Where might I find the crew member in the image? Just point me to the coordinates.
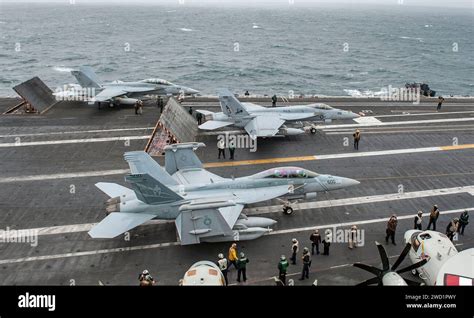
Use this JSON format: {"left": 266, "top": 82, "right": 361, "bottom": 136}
{"left": 299, "top": 247, "right": 311, "bottom": 280}
{"left": 385, "top": 214, "right": 398, "bottom": 245}
{"left": 236, "top": 252, "right": 249, "bottom": 283}
{"left": 138, "top": 270, "right": 155, "bottom": 286}
{"left": 437, "top": 96, "right": 445, "bottom": 111}
{"left": 277, "top": 255, "right": 289, "bottom": 285}
{"left": 290, "top": 238, "right": 299, "bottom": 265}
{"left": 244, "top": 90, "right": 250, "bottom": 96}
{"left": 446, "top": 218, "right": 459, "bottom": 241}
{"left": 229, "top": 139, "right": 235, "bottom": 160}
{"left": 353, "top": 129, "right": 361, "bottom": 150}
{"left": 228, "top": 243, "right": 238, "bottom": 270}
{"left": 217, "top": 138, "right": 226, "bottom": 159}
{"left": 217, "top": 253, "right": 229, "bottom": 286}
{"left": 309, "top": 229, "right": 321, "bottom": 255}
{"left": 196, "top": 111, "right": 203, "bottom": 125}
{"left": 322, "top": 231, "right": 331, "bottom": 256}
{"left": 349, "top": 225, "right": 358, "bottom": 249}
{"left": 458, "top": 210, "right": 469, "bottom": 235}
{"left": 414, "top": 211, "right": 423, "bottom": 230}
{"left": 271, "top": 94, "right": 277, "bottom": 107}
{"left": 426, "top": 204, "right": 440, "bottom": 231}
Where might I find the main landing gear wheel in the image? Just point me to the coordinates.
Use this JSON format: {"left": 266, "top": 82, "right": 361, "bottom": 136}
{"left": 283, "top": 207, "right": 294, "bottom": 215}
{"left": 310, "top": 128, "right": 317, "bottom": 134}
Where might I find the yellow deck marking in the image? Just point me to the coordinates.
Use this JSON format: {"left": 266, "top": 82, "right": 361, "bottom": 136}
{"left": 203, "top": 144, "right": 474, "bottom": 168}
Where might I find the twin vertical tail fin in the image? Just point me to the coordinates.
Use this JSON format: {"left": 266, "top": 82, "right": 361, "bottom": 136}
{"left": 125, "top": 173, "right": 183, "bottom": 205}
{"left": 164, "top": 142, "right": 205, "bottom": 175}
{"left": 124, "top": 151, "right": 178, "bottom": 186}
{"left": 71, "top": 66, "right": 102, "bottom": 89}
{"left": 218, "top": 88, "right": 249, "bottom": 118}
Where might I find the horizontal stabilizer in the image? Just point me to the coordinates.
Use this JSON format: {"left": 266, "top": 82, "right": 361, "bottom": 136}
{"left": 198, "top": 120, "right": 234, "bottom": 130}
{"left": 88, "top": 212, "right": 156, "bottom": 238}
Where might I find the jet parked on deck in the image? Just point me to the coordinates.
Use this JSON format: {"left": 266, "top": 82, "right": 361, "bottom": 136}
{"left": 197, "top": 89, "right": 359, "bottom": 139}
{"left": 89, "top": 142, "right": 359, "bottom": 245}
{"left": 54, "top": 66, "right": 199, "bottom": 106}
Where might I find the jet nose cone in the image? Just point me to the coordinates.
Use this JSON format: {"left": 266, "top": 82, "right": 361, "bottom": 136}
{"left": 347, "top": 111, "right": 360, "bottom": 119}
{"left": 183, "top": 87, "right": 199, "bottom": 95}
{"left": 340, "top": 177, "right": 360, "bottom": 188}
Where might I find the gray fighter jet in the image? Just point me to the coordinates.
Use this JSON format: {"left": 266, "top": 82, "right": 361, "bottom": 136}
{"left": 197, "top": 89, "right": 359, "bottom": 139}
{"left": 88, "top": 142, "right": 359, "bottom": 245}
{"left": 63, "top": 66, "right": 199, "bottom": 105}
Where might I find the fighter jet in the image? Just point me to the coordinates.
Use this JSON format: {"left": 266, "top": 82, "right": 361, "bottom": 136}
{"left": 55, "top": 66, "right": 199, "bottom": 106}
{"left": 197, "top": 89, "right": 359, "bottom": 139}
{"left": 88, "top": 142, "right": 359, "bottom": 245}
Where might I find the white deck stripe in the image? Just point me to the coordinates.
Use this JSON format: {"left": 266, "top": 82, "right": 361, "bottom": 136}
{"left": 0, "top": 208, "right": 469, "bottom": 265}
{"left": 375, "top": 111, "right": 474, "bottom": 118}
{"left": 326, "top": 128, "right": 474, "bottom": 135}
{"left": 0, "top": 169, "right": 130, "bottom": 183}
{"left": 244, "top": 186, "right": 474, "bottom": 215}
{"left": 0, "top": 127, "right": 154, "bottom": 138}
{"left": 319, "top": 117, "right": 474, "bottom": 129}
{"left": 0, "top": 135, "right": 150, "bottom": 148}
{"left": 6, "top": 185, "right": 474, "bottom": 237}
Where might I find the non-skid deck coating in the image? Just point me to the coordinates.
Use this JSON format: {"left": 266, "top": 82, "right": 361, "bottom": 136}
{"left": 0, "top": 98, "right": 472, "bottom": 286}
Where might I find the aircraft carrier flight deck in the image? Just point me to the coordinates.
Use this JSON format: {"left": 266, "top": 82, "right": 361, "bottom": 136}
{"left": 0, "top": 97, "right": 472, "bottom": 286}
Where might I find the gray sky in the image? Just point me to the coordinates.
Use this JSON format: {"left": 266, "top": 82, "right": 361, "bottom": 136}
{"left": 1, "top": 0, "right": 473, "bottom": 8}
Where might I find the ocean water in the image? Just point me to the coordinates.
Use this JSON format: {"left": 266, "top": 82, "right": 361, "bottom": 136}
{"left": 0, "top": 3, "right": 473, "bottom": 97}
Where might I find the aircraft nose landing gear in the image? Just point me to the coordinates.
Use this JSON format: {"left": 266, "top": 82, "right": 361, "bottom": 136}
{"left": 283, "top": 206, "right": 294, "bottom": 215}
{"left": 282, "top": 201, "right": 295, "bottom": 215}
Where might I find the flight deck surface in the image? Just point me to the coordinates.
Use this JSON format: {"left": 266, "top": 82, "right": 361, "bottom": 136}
{"left": 0, "top": 98, "right": 472, "bottom": 286}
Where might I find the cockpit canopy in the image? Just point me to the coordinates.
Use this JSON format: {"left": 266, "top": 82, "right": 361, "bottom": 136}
{"left": 308, "top": 103, "right": 333, "bottom": 110}
{"left": 252, "top": 167, "right": 319, "bottom": 179}
{"left": 141, "top": 78, "right": 174, "bottom": 86}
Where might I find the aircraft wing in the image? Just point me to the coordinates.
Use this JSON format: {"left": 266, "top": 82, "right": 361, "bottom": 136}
{"left": 173, "top": 169, "right": 224, "bottom": 185}
{"left": 198, "top": 120, "right": 234, "bottom": 130}
{"left": 95, "top": 182, "right": 134, "bottom": 198}
{"left": 244, "top": 115, "right": 285, "bottom": 139}
{"left": 175, "top": 204, "right": 243, "bottom": 245}
{"left": 241, "top": 102, "right": 264, "bottom": 111}
{"left": 88, "top": 212, "right": 156, "bottom": 238}
{"left": 232, "top": 184, "right": 291, "bottom": 204}
{"left": 92, "top": 87, "right": 128, "bottom": 102}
